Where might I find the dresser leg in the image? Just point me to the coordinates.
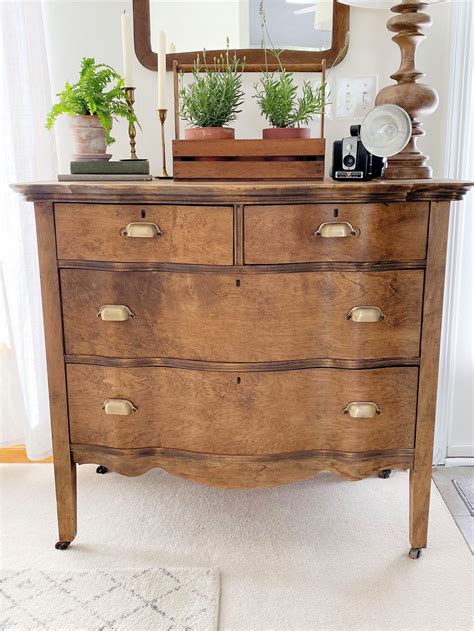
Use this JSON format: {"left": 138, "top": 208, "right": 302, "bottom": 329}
{"left": 409, "top": 466, "right": 430, "bottom": 553}
{"left": 54, "top": 459, "right": 77, "bottom": 547}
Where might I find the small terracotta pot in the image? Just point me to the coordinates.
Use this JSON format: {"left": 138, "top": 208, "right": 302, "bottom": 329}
{"left": 262, "top": 127, "right": 311, "bottom": 161}
{"left": 70, "top": 115, "right": 110, "bottom": 161}
{"left": 184, "top": 127, "right": 235, "bottom": 141}
{"left": 262, "top": 127, "right": 311, "bottom": 140}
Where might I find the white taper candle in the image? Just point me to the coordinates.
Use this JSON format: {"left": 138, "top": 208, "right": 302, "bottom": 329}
{"left": 121, "top": 12, "right": 134, "bottom": 87}
{"left": 158, "top": 30, "right": 167, "bottom": 109}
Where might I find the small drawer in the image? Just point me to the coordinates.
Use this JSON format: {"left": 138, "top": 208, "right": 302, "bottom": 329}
{"left": 61, "top": 269, "right": 423, "bottom": 361}
{"left": 55, "top": 203, "right": 234, "bottom": 264}
{"left": 244, "top": 203, "right": 429, "bottom": 264}
{"left": 67, "top": 365, "right": 418, "bottom": 454}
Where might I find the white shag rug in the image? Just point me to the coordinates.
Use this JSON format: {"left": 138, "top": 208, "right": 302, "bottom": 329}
{"left": 1, "top": 464, "right": 472, "bottom": 630}
{"left": 0, "top": 568, "right": 219, "bottom": 630}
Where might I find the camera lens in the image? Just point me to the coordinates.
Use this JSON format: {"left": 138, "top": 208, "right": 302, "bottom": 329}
{"left": 343, "top": 154, "right": 355, "bottom": 168}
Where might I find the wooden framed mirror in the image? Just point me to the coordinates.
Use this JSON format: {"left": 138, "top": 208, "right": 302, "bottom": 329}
{"left": 132, "top": 0, "right": 350, "bottom": 72}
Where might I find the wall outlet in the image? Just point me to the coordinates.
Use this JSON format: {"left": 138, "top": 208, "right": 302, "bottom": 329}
{"left": 335, "top": 76, "right": 378, "bottom": 120}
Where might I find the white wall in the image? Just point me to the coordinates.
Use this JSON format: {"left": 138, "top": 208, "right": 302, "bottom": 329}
{"left": 42, "top": 0, "right": 452, "bottom": 177}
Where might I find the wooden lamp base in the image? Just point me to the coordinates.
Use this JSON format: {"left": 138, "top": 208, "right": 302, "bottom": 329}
{"left": 376, "top": 1, "right": 439, "bottom": 180}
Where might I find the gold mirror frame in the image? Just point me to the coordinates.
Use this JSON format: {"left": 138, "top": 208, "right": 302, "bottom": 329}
{"left": 132, "top": 0, "right": 350, "bottom": 72}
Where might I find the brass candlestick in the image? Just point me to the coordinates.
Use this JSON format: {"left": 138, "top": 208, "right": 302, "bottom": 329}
{"left": 157, "top": 108, "right": 171, "bottom": 179}
{"left": 125, "top": 87, "right": 138, "bottom": 160}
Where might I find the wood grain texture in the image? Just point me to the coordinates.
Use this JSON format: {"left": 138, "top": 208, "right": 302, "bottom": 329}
{"left": 60, "top": 269, "right": 424, "bottom": 361}
{"left": 131, "top": 0, "right": 349, "bottom": 73}
{"left": 71, "top": 444, "right": 415, "bottom": 488}
{"left": 58, "top": 260, "right": 426, "bottom": 273}
{"left": 244, "top": 203, "right": 429, "bottom": 263}
{"left": 410, "top": 202, "right": 450, "bottom": 549}
{"left": 55, "top": 203, "right": 233, "bottom": 264}
{"left": 12, "top": 179, "right": 473, "bottom": 204}
{"left": 66, "top": 356, "right": 420, "bottom": 371}
{"left": 67, "top": 365, "right": 418, "bottom": 454}
{"left": 173, "top": 139, "right": 326, "bottom": 157}
{"left": 33, "top": 202, "right": 76, "bottom": 544}
{"left": 173, "top": 159, "right": 324, "bottom": 181}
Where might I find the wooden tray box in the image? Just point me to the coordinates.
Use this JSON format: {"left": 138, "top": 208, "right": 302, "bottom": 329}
{"left": 172, "top": 138, "right": 325, "bottom": 181}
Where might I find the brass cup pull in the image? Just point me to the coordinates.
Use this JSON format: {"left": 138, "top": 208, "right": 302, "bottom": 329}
{"left": 346, "top": 306, "right": 385, "bottom": 322}
{"left": 343, "top": 402, "right": 381, "bottom": 418}
{"left": 120, "top": 222, "right": 163, "bottom": 238}
{"left": 102, "top": 399, "right": 137, "bottom": 415}
{"left": 314, "top": 221, "right": 358, "bottom": 238}
{"left": 97, "top": 305, "right": 135, "bottom": 321}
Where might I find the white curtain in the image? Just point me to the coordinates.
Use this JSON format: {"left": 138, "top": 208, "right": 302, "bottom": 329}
{"left": 0, "top": 2, "right": 57, "bottom": 459}
{"left": 434, "top": 0, "right": 474, "bottom": 464}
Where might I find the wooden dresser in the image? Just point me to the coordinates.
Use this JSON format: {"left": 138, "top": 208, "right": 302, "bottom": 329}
{"left": 13, "top": 179, "right": 471, "bottom": 557}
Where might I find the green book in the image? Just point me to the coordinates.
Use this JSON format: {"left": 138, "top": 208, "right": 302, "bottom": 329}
{"left": 70, "top": 160, "right": 150, "bottom": 175}
{"left": 58, "top": 174, "right": 153, "bottom": 181}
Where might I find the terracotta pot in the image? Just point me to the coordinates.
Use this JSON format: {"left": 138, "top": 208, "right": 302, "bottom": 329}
{"left": 263, "top": 127, "right": 311, "bottom": 140}
{"left": 70, "top": 115, "right": 110, "bottom": 161}
{"left": 262, "top": 127, "right": 311, "bottom": 161}
{"left": 184, "top": 127, "right": 235, "bottom": 141}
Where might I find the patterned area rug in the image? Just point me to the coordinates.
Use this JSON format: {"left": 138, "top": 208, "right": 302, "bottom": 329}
{"left": 453, "top": 478, "right": 474, "bottom": 516}
{"left": 0, "top": 568, "right": 220, "bottom": 630}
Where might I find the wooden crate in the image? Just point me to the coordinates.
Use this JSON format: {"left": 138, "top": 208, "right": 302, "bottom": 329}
{"left": 172, "top": 138, "right": 325, "bottom": 181}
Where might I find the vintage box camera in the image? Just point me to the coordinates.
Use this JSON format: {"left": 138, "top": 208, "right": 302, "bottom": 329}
{"left": 331, "top": 125, "right": 386, "bottom": 181}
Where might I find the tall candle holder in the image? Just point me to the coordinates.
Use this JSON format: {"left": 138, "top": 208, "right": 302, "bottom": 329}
{"left": 157, "top": 108, "right": 172, "bottom": 179}
{"left": 125, "top": 87, "right": 138, "bottom": 160}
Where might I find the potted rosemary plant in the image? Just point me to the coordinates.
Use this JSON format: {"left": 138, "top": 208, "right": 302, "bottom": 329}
{"left": 179, "top": 44, "right": 244, "bottom": 141}
{"left": 255, "top": 71, "right": 326, "bottom": 139}
{"left": 46, "top": 57, "right": 138, "bottom": 160}
{"left": 254, "top": 2, "right": 327, "bottom": 139}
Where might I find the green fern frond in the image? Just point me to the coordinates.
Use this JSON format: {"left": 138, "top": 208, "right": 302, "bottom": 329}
{"left": 45, "top": 57, "right": 138, "bottom": 146}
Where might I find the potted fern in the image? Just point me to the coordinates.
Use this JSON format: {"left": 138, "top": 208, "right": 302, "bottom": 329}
{"left": 179, "top": 45, "right": 244, "bottom": 141}
{"left": 46, "top": 57, "right": 138, "bottom": 160}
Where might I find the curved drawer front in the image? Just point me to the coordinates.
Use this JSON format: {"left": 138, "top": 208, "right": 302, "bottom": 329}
{"left": 244, "top": 203, "right": 429, "bottom": 264}
{"left": 67, "top": 365, "right": 418, "bottom": 454}
{"left": 55, "top": 203, "right": 234, "bottom": 264}
{"left": 61, "top": 269, "right": 423, "bottom": 361}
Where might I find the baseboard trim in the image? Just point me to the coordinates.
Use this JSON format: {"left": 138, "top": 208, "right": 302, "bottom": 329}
{"left": 0, "top": 445, "right": 53, "bottom": 464}
{"left": 443, "top": 457, "right": 474, "bottom": 467}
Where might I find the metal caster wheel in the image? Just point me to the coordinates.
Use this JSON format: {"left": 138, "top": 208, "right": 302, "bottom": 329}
{"left": 409, "top": 547, "right": 422, "bottom": 559}
{"left": 96, "top": 465, "right": 108, "bottom": 474}
{"left": 378, "top": 469, "right": 392, "bottom": 479}
{"left": 55, "top": 541, "right": 71, "bottom": 550}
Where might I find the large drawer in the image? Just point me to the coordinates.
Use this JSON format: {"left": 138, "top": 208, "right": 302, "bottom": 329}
{"left": 244, "top": 203, "right": 429, "bottom": 264}
{"left": 55, "top": 203, "right": 234, "bottom": 264}
{"left": 61, "top": 269, "right": 423, "bottom": 361}
{"left": 67, "top": 365, "right": 418, "bottom": 454}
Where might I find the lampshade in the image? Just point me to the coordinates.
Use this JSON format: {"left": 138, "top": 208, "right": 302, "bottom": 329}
{"left": 338, "top": 0, "right": 445, "bottom": 7}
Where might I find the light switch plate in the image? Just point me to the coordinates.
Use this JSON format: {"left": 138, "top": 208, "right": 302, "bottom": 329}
{"left": 335, "top": 76, "right": 378, "bottom": 120}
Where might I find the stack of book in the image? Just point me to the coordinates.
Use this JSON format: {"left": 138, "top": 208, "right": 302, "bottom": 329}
{"left": 58, "top": 160, "right": 152, "bottom": 181}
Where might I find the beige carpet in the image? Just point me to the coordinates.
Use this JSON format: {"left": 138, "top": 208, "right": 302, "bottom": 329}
{"left": 1, "top": 465, "right": 472, "bottom": 630}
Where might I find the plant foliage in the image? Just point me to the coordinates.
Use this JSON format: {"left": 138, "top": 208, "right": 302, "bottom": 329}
{"left": 254, "top": 0, "right": 329, "bottom": 128}
{"left": 255, "top": 71, "right": 327, "bottom": 128}
{"left": 179, "top": 44, "right": 245, "bottom": 128}
{"left": 45, "top": 57, "right": 138, "bottom": 145}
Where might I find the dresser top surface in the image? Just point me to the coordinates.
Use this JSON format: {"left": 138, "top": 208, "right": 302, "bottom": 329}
{"left": 12, "top": 178, "right": 473, "bottom": 203}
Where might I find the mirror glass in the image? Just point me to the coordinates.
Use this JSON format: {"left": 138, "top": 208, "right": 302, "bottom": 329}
{"left": 150, "top": 0, "right": 334, "bottom": 56}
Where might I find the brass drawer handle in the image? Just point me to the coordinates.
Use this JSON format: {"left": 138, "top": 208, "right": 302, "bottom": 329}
{"left": 343, "top": 402, "right": 381, "bottom": 418}
{"left": 120, "top": 222, "right": 164, "bottom": 238}
{"left": 314, "top": 221, "right": 358, "bottom": 238}
{"left": 97, "top": 305, "right": 135, "bottom": 321}
{"left": 101, "top": 399, "right": 137, "bottom": 415}
{"left": 346, "top": 306, "right": 385, "bottom": 322}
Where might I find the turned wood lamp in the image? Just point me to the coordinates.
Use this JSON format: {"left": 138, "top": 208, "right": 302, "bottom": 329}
{"left": 339, "top": 0, "right": 448, "bottom": 179}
